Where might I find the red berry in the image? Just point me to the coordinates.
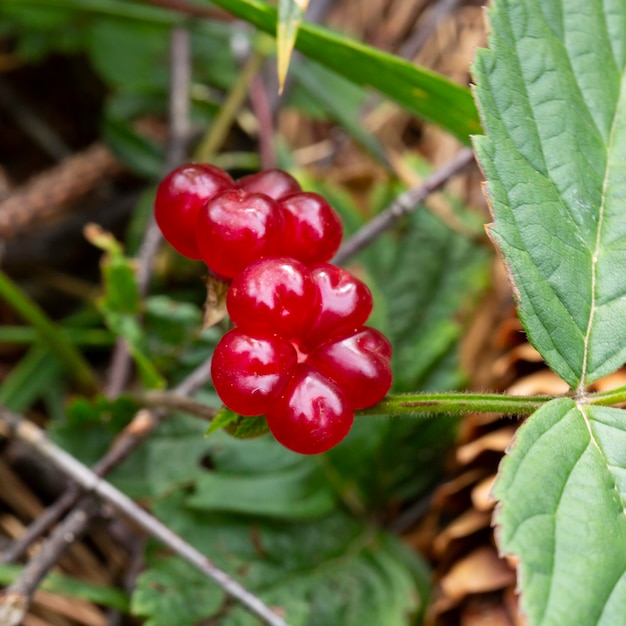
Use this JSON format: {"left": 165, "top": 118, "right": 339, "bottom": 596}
{"left": 302, "top": 264, "right": 373, "bottom": 348}
{"left": 237, "top": 169, "right": 301, "bottom": 200}
{"left": 211, "top": 329, "right": 297, "bottom": 416}
{"left": 277, "top": 192, "right": 343, "bottom": 265}
{"left": 154, "top": 163, "right": 233, "bottom": 260}
{"left": 227, "top": 257, "right": 317, "bottom": 340}
{"left": 308, "top": 327, "right": 392, "bottom": 409}
{"left": 195, "top": 189, "right": 282, "bottom": 279}
{"left": 265, "top": 365, "right": 353, "bottom": 454}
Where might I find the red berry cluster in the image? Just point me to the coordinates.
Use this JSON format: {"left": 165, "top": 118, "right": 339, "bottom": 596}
{"left": 154, "top": 164, "right": 392, "bottom": 454}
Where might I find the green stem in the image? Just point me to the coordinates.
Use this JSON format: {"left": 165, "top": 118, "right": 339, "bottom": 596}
{"left": 135, "top": 389, "right": 553, "bottom": 424}
{"left": 0, "top": 269, "right": 99, "bottom": 394}
{"left": 356, "top": 392, "right": 552, "bottom": 417}
{"left": 588, "top": 385, "right": 626, "bottom": 406}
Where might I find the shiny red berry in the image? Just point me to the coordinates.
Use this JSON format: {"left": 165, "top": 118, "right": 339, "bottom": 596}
{"left": 154, "top": 163, "right": 233, "bottom": 260}
{"left": 302, "top": 264, "right": 373, "bottom": 348}
{"left": 277, "top": 192, "right": 343, "bottom": 265}
{"left": 195, "top": 189, "right": 282, "bottom": 279}
{"left": 211, "top": 329, "right": 297, "bottom": 416}
{"left": 265, "top": 365, "right": 353, "bottom": 455}
{"left": 308, "top": 327, "right": 392, "bottom": 409}
{"left": 237, "top": 169, "right": 301, "bottom": 200}
{"left": 227, "top": 257, "right": 317, "bottom": 340}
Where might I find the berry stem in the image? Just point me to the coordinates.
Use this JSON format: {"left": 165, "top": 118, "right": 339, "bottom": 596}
{"left": 587, "top": 384, "right": 626, "bottom": 406}
{"left": 356, "top": 391, "right": 552, "bottom": 417}
{"left": 136, "top": 389, "right": 554, "bottom": 423}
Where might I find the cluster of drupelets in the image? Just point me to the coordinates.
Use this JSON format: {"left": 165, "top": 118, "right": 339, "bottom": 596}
{"left": 154, "top": 164, "right": 392, "bottom": 454}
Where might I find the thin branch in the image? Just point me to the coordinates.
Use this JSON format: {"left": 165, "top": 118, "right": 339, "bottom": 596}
{"left": 0, "top": 499, "right": 100, "bottom": 626}
{"left": 332, "top": 147, "right": 475, "bottom": 264}
{"left": 0, "top": 408, "right": 289, "bottom": 626}
{"left": 105, "top": 27, "right": 191, "bottom": 398}
{"left": 134, "top": 390, "right": 218, "bottom": 421}
{"left": 250, "top": 74, "right": 276, "bottom": 169}
{"left": 1, "top": 352, "right": 214, "bottom": 565}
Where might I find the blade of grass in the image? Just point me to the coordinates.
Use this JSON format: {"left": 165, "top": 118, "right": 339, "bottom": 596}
{"left": 0, "top": 564, "right": 130, "bottom": 612}
{"left": 0, "top": 269, "right": 99, "bottom": 394}
{"left": 0, "top": 346, "right": 63, "bottom": 412}
{"left": 277, "top": 0, "right": 309, "bottom": 92}
{"left": 209, "top": 0, "right": 480, "bottom": 143}
{"left": 0, "top": 326, "right": 113, "bottom": 346}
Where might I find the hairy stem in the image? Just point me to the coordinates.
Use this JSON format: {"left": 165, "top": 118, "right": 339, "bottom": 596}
{"left": 358, "top": 391, "right": 552, "bottom": 417}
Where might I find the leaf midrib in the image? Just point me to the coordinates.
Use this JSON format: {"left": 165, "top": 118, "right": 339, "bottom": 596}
{"left": 577, "top": 68, "right": 625, "bottom": 390}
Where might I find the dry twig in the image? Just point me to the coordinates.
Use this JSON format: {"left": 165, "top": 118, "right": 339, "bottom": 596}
{"left": 0, "top": 408, "right": 288, "bottom": 626}
{"left": 333, "top": 147, "right": 475, "bottom": 264}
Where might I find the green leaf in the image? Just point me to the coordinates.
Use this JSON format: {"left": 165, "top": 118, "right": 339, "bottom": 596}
{"left": 87, "top": 15, "right": 170, "bottom": 93}
{"left": 493, "top": 398, "right": 626, "bottom": 626}
{"left": 373, "top": 206, "right": 490, "bottom": 392}
{"left": 276, "top": 0, "right": 308, "bottom": 91}
{"left": 151, "top": 494, "right": 428, "bottom": 626}
{"left": 209, "top": 0, "right": 480, "bottom": 143}
{"left": 188, "top": 461, "right": 336, "bottom": 519}
{"left": 205, "top": 405, "right": 241, "bottom": 436}
{"left": 473, "top": 0, "right": 626, "bottom": 389}
{"left": 131, "top": 557, "right": 223, "bottom": 626}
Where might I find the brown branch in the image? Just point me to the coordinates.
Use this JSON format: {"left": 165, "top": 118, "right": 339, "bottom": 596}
{"left": 105, "top": 26, "right": 192, "bottom": 398}
{"left": 0, "top": 408, "right": 289, "bottom": 626}
{"left": 332, "top": 147, "right": 475, "bottom": 264}
{"left": 0, "top": 144, "right": 123, "bottom": 240}
{"left": 1, "top": 351, "right": 214, "bottom": 565}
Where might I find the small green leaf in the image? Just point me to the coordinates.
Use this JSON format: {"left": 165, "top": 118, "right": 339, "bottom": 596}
{"left": 473, "top": 0, "right": 626, "bottom": 389}
{"left": 131, "top": 557, "right": 223, "bottom": 626}
{"left": 86, "top": 225, "right": 165, "bottom": 389}
{"left": 276, "top": 0, "right": 309, "bottom": 92}
{"left": 206, "top": 406, "right": 240, "bottom": 436}
{"left": 493, "top": 398, "right": 626, "bottom": 626}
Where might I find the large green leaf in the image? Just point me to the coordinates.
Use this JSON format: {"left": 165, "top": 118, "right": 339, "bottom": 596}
{"left": 131, "top": 557, "right": 223, "bottom": 626}
{"left": 209, "top": 0, "right": 479, "bottom": 143}
{"left": 150, "top": 494, "right": 429, "bottom": 626}
{"left": 493, "top": 398, "right": 626, "bottom": 626}
{"left": 473, "top": 0, "right": 626, "bottom": 389}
